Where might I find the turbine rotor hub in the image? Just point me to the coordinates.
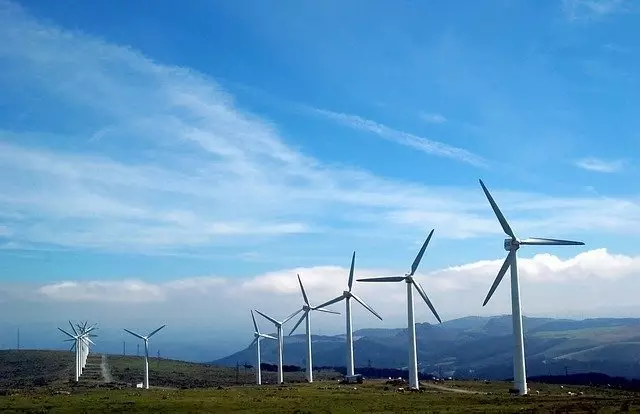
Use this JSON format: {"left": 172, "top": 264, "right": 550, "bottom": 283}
{"left": 504, "top": 238, "right": 520, "bottom": 251}
{"left": 343, "top": 290, "right": 351, "bottom": 298}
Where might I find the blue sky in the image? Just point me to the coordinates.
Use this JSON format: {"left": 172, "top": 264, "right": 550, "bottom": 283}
{"left": 1, "top": 0, "right": 640, "bottom": 356}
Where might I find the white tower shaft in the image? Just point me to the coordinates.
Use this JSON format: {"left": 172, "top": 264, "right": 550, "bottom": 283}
{"left": 75, "top": 338, "right": 79, "bottom": 382}
{"left": 305, "top": 313, "right": 313, "bottom": 382}
{"left": 255, "top": 338, "right": 261, "bottom": 385}
{"left": 144, "top": 340, "right": 150, "bottom": 389}
{"left": 277, "top": 325, "right": 284, "bottom": 384}
{"left": 345, "top": 297, "right": 355, "bottom": 377}
{"left": 407, "top": 282, "right": 419, "bottom": 389}
{"left": 510, "top": 254, "right": 527, "bottom": 395}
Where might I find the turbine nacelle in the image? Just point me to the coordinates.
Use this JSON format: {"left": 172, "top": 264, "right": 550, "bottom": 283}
{"left": 504, "top": 238, "right": 520, "bottom": 251}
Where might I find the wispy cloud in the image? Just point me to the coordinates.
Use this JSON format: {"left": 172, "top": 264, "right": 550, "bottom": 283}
{"left": 313, "top": 108, "right": 487, "bottom": 167}
{"left": 419, "top": 112, "right": 447, "bottom": 124}
{"left": 1, "top": 1, "right": 640, "bottom": 257}
{"left": 562, "top": 0, "right": 633, "bottom": 21}
{"left": 575, "top": 157, "right": 626, "bottom": 173}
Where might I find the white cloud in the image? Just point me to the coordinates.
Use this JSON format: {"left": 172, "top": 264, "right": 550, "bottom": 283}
{"left": 312, "top": 108, "right": 486, "bottom": 167}
{"left": 33, "top": 249, "right": 640, "bottom": 320}
{"left": 575, "top": 157, "right": 626, "bottom": 173}
{"left": 419, "top": 112, "right": 447, "bottom": 124}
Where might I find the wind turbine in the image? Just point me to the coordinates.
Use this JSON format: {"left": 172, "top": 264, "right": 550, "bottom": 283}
{"left": 478, "top": 179, "right": 585, "bottom": 395}
{"left": 123, "top": 325, "right": 166, "bottom": 389}
{"left": 58, "top": 321, "right": 96, "bottom": 382}
{"left": 254, "top": 310, "right": 298, "bottom": 384}
{"left": 288, "top": 274, "right": 340, "bottom": 383}
{"left": 358, "top": 229, "right": 442, "bottom": 390}
{"left": 250, "top": 310, "right": 277, "bottom": 385}
{"left": 75, "top": 321, "right": 98, "bottom": 373}
{"left": 315, "top": 251, "right": 382, "bottom": 378}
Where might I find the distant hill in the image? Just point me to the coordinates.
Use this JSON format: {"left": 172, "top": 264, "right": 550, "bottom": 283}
{"left": 212, "top": 316, "right": 640, "bottom": 379}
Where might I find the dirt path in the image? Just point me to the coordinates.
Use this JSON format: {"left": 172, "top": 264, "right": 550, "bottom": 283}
{"left": 423, "top": 382, "right": 486, "bottom": 394}
{"left": 101, "top": 354, "right": 113, "bottom": 383}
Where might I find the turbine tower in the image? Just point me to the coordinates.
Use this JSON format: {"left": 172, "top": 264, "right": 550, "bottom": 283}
{"left": 254, "top": 310, "right": 298, "bottom": 384}
{"left": 288, "top": 274, "right": 340, "bottom": 383}
{"left": 250, "top": 310, "right": 277, "bottom": 385}
{"left": 315, "top": 251, "right": 382, "bottom": 378}
{"left": 479, "top": 179, "right": 584, "bottom": 395}
{"left": 358, "top": 229, "right": 442, "bottom": 390}
{"left": 124, "top": 325, "right": 166, "bottom": 389}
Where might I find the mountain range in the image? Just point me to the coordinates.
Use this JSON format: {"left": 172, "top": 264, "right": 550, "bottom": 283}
{"left": 212, "top": 316, "right": 640, "bottom": 379}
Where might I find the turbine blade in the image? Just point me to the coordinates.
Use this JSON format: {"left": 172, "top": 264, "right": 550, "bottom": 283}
{"left": 250, "top": 337, "right": 258, "bottom": 347}
{"left": 58, "top": 327, "right": 75, "bottom": 339}
{"left": 251, "top": 310, "right": 259, "bottom": 333}
{"left": 483, "top": 250, "right": 515, "bottom": 306}
{"left": 347, "top": 251, "right": 356, "bottom": 291}
{"left": 86, "top": 338, "right": 95, "bottom": 346}
{"left": 357, "top": 276, "right": 406, "bottom": 282}
{"left": 69, "top": 342, "right": 76, "bottom": 352}
{"left": 260, "top": 333, "right": 277, "bottom": 340}
{"left": 350, "top": 293, "right": 383, "bottom": 321}
{"left": 413, "top": 281, "right": 442, "bottom": 323}
{"left": 479, "top": 179, "right": 515, "bottom": 239}
{"left": 288, "top": 312, "right": 307, "bottom": 336}
{"left": 147, "top": 325, "right": 166, "bottom": 338}
{"left": 283, "top": 308, "right": 303, "bottom": 324}
{"left": 254, "top": 310, "right": 279, "bottom": 325}
{"left": 410, "top": 229, "right": 434, "bottom": 276}
{"left": 315, "top": 295, "right": 344, "bottom": 310}
{"left": 297, "top": 274, "right": 309, "bottom": 305}
{"left": 68, "top": 321, "right": 78, "bottom": 336}
{"left": 519, "top": 237, "right": 585, "bottom": 246}
{"left": 313, "top": 307, "right": 340, "bottom": 315}
{"left": 123, "top": 328, "right": 145, "bottom": 340}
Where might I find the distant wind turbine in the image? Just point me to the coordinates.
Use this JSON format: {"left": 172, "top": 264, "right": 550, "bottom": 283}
{"left": 58, "top": 321, "right": 96, "bottom": 382}
{"left": 124, "top": 325, "right": 166, "bottom": 389}
{"left": 250, "top": 310, "right": 277, "bottom": 385}
{"left": 358, "top": 229, "right": 442, "bottom": 390}
{"left": 315, "top": 252, "right": 382, "bottom": 378}
{"left": 288, "top": 274, "right": 340, "bottom": 382}
{"left": 478, "top": 179, "right": 584, "bottom": 395}
{"left": 254, "top": 310, "right": 298, "bottom": 384}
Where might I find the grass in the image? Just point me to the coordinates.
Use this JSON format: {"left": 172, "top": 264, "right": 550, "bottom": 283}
{"left": 2, "top": 350, "right": 639, "bottom": 413}
{"left": 1, "top": 380, "right": 639, "bottom": 413}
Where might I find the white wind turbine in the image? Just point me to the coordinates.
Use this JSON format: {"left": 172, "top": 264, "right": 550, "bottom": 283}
{"left": 58, "top": 321, "right": 96, "bottom": 382}
{"left": 478, "top": 179, "right": 585, "bottom": 395}
{"left": 75, "top": 321, "right": 98, "bottom": 373}
{"left": 358, "top": 229, "right": 442, "bottom": 390}
{"left": 124, "top": 325, "right": 166, "bottom": 389}
{"left": 315, "top": 252, "right": 382, "bottom": 378}
{"left": 254, "top": 310, "right": 299, "bottom": 384}
{"left": 250, "top": 310, "right": 277, "bottom": 385}
{"left": 288, "top": 274, "right": 340, "bottom": 383}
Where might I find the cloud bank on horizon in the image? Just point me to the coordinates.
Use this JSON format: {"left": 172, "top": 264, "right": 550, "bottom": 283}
{"left": 0, "top": 0, "right": 639, "bottom": 334}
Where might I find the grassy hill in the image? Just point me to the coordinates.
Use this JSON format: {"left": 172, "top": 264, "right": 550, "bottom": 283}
{"left": 0, "top": 350, "right": 340, "bottom": 390}
{"left": 2, "top": 349, "right": 640, "bottom": 412}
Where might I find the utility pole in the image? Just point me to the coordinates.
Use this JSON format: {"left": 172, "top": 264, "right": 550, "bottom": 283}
{"left": 236, "top": 361, "right": 240, "bottom": 384}
{"left": 17, "top": 327, "right": 20, "bottom": 350}
{"left": 137, "top": 343, "right": 140, "bottom": 356}
{"left": 157, "top": 350, "right": 160, "bottom": 368}
{"left": 123, "top": 341, "right": 126, "bottom": 356}
{"left": 564, "top": 365, "right": 569, "bottom": 376}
